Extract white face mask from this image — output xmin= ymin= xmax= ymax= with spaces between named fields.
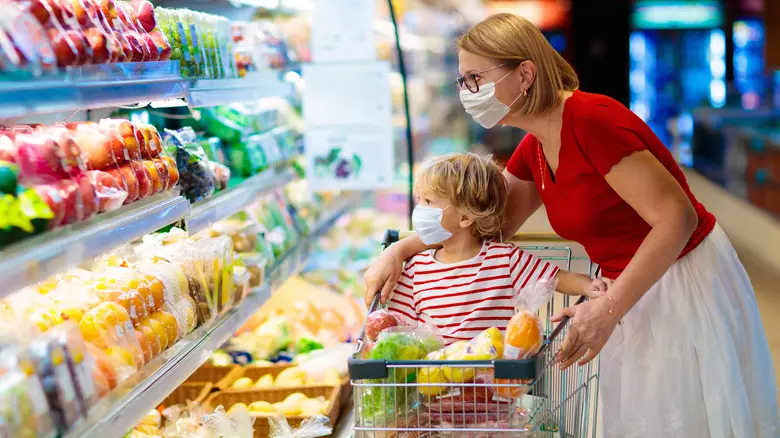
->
xmin=459 ymin=71 xmax=523 ymax=129
xmin=412 ymin=205 xmax=454 ymax=245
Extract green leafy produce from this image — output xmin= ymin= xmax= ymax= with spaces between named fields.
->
xmin=295 ymin=337 xmax=324 ymax=355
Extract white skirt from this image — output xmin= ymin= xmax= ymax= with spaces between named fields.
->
xmin=599 ymin=224 xmax=779 ymax=438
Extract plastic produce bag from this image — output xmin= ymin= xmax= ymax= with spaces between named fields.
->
xmin=504 ymin=278 xmax=556 ymax=361
xmin=163 ymin=128 xmax=216 ymax=202
xmin=78 ymin=301 xmax=143 ymax=380
xmin=269 ymin=415 xmax=332 ymax=438
xmin=364 ymin=309 xmax=403 ymax=342
xmin=14 ymin=127 xmax=86 ymax=184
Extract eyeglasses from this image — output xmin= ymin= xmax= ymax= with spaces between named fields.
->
xmin=456 ymin=60 xmax=527 ymax=93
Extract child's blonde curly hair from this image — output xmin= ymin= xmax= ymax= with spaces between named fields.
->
xmin=414 ymin=153 xmax=508 ymax=240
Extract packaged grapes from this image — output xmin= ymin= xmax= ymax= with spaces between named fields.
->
xmin=163 ymin=127 xmax=216 ymax=202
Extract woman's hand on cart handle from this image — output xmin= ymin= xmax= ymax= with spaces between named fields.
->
xmin=552 ymin=297 xmax=620 ymax=369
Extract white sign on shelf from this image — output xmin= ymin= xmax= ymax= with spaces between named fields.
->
xmin=312 ymin=0 xmax=376 ymax=62
xmin=303 ymin=61 xmax=393 ymax=191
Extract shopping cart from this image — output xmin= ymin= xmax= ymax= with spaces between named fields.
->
xmin=347 ymin=230 xmax=600 ymax=437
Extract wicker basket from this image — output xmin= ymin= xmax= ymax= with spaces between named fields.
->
xmin=204 ymin=385 xmax=342 ymax=438
xmin=184 ymin=365 xmax=243 ymax=390
xmin=159 ymin=382 xmax=213 ymax=408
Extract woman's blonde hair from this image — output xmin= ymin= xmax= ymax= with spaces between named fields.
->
xmin=415 ymin=153 xmax=507 ymax=240
xmin=459 ymin=13 xmax=579 ymax=116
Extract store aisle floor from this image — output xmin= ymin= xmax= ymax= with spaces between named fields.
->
xmin=738 ymin=249 xmax=780 ymax=404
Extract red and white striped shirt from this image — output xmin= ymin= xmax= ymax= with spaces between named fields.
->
xmin=387 ymin=241 xmax=559 ymax=344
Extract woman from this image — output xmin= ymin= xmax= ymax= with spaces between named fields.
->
xmin=364 ymin=13 xmax=779 ymax=437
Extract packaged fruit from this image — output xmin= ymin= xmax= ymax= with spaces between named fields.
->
xmin=163 ymin=127 xmax=216 ymax=202
xmin=29 ymin=333 xmax=83 ymax=432
xmin=0 ymin=347 xmax=57 ymax=437
xmin=364 ymin=309 xmax=401 ymax=342
xmin=82 ymin=170 xmax=128 ymax=212
xmin=503 ymin=279 xmax=555 ymax=361
xmin=78 ymin=301 xmax=142 ymax=377
xmin=14 ymin=128 xmax=86 ymax=185
xmin=33 ymin=178 xmax=86 ymax=228
xmin=417 ymin=350 xmax=449 ymax=396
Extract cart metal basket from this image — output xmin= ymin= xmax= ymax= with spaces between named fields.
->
xmin=347 ymin=230 xmax=600 ymax=437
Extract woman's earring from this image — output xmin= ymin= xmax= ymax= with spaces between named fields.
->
xmin=523 ymin=89 xmax=528 ymax=97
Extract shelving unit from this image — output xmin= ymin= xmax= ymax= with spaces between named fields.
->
xmin=0 ymin=62 xmax=293 ymax=119
xmin=0 ymin=189 xmax=190 ymax=296
xmin=62 ymin=192 xmax=365 ymax=438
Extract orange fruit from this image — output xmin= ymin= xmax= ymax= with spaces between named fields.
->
xmin=145 ymin=275 xmax=165 ymax=312
xmin=153 ymin=311 xmax=179 ymax=344
xmin=117 ymin=290 xmax=148 ymax=326
xmin=140 ymin=318 xmax=168 ymax=352
xmin=139 ymin=325 xmax=162 ymax=357
xmin=503 ymin=310 xmax=543 ymax=359
xmin=495 ymin=378 xmax=534 ymax=399
xmin=135 ymin=329 xmax=153 ymax=364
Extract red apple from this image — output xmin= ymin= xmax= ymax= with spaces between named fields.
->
xmin=139 ymin=32 xmax=159 ymax=61
xmin=98 ymin=0 xmax=116 ymax=22
xmin=60 ymin=0 xmax=90 ymax=27
xmin=112 ymin=31 xmax=131 ymax=62
xmin=131 ymin=0 xmax=155 ymax=32
xmin=77 ymin=172 xmax=98 ymax=219
xmin=107 ymin=165 xmax=138 ymax=203
xmin=47 ymin=28 xmax=78 ymax=67
xmin=129 ymin=160 xmax=152 ymax=199
xmin=85 ymin=170 xmax=127 ymax=212
xmin=148 ymin=31 xmax=170 ymax=61
xmin=151 ymin=158 xmax=170 ymax=191
xmin=84 ymin=27 xmax=109 ymax=64
xmin=123 ymin=31 xmax=144 ymax=61
xmin=23 ymin=0 xmax=51 ymax=25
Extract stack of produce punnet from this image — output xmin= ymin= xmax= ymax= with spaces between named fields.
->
xmin=0 ymin=223 xmax=246 ymax=435
xmin=232 ymin=20 xmax=290 ymax=77
xmin=4 ymin=0 xmax=172 ymax=75
xmin=357 ymin=279 xmax=558 ymax=431
xmin=0 ymin=118 xmax=179 ymax=249
xmin=198 ymin=97 xmax=302 ymax=180
xmin=154 ymin=6 xmax=236 ymax=79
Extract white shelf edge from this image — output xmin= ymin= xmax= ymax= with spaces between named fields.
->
xmin=63 ymin=192 xmax=366 ymax=438
xmin=0 ymin=189 xmax=190 ymax=296
xmin=185 ymin=167 xmax=298 ymax=236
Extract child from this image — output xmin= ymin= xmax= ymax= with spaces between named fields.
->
xmin=387 ymin=153 xmax=604 ymax=344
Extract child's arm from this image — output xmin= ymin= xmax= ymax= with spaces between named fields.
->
xmin=555 ymin=270 xmax=608 ymax=298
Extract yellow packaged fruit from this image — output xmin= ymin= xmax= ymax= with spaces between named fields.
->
xmin=228 ymin=403 xmax=249 ymax=415
xmin=301 ymin=398 xmax=326 ymax=416
xmin=417 ymin=350 xmax=449 ymax=396
xmin=442 ymin=341 xmax=475 ymax=383
xmin=275 ymin=367 xmax=307 ymax=386
xmin=464 ymin=327 xmax=503 ymax=360
xmin=248 ymin=401 xmax=275 ymax=414
xmin=253 ymin=374 xmax=274 ymax=388
xmin=231 ymin=377 xmax=253 ymax=389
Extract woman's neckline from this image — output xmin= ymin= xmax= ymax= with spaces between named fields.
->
xmin=538 ymin=90 xmax=577 ymax=183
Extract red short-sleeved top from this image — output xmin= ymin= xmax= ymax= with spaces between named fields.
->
xmin=506 ymin=90 xmax=716 ymax=279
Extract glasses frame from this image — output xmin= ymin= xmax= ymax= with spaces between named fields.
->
xmin=456 ymin=59 xmax=527 ymax=93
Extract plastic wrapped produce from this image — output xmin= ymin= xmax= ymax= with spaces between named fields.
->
xmin=14 ymin=127 xmax=86 ymax=184
xmin=208 ymin=161 xmax=230 ymax=191
xmin=67 ymin=121 xmax=128 ymax=170
xmin=364 ymin=309 xmax=402 ymax=342
xmin=29 ymin=332 xmax=83 ymax=432
xmin=1 ymin=2 xmax=57 ymax=74
xmin=163 ymin=128 xmax=215 ymax=202
xmin=78 ymin=301 xmax=143 ymax=377
xmin=33 ymin=179 xmax=86 ymax=227
xmin=82 ymin=170 xmax=128 ymax=212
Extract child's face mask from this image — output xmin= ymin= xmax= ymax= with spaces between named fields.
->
xmin=412 ymin=204 xmax=454 ymax=245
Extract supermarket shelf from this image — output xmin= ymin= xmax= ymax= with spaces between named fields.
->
xmin=0 ymin=62 xmax=187 ymax=119
xmin=185 ymin=166 xmax=298 ymax=235
xmin=187 ymin=70 xmax=295 ymax=108
xmin=63 ymin=192 xmax=366 ymax=438
xmin=0 ymin=189 xmax=189 ymax=297
xmin=0 ymin=63 xmax=294 ymax=120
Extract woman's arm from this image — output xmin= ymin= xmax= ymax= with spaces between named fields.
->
xmin=554 ymin=150 xmax=697 ymax=367
xmin=501 ymin=170 xmax=543 ymax=237
xmin=364 ymin=236 xmax=427 ymax=306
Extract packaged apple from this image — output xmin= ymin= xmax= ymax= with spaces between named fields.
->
xmin=97 ymin=118 xmax=156 ymax=203
xmin=0 ymin=2 xmax=57 ymax=75
xmin=135 ymin=257 xmax=198 ymax=338
xmin=13 ymin=126 xmax=87 ymax=185
xmin=81 ymin=0 xmax=128 ymax=63
xmin=29 ymin=0 xmax=84 ymax=68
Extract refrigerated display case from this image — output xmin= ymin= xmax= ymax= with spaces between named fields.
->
xmin=629 ymin=0 xmax=726 ymax=166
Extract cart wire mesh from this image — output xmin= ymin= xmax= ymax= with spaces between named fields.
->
xmin=348 ymin=232 xmax=600 ymax=437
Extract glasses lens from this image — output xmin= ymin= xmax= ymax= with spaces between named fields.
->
xmin=465 ymin=75 xmax=479 ymax=93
